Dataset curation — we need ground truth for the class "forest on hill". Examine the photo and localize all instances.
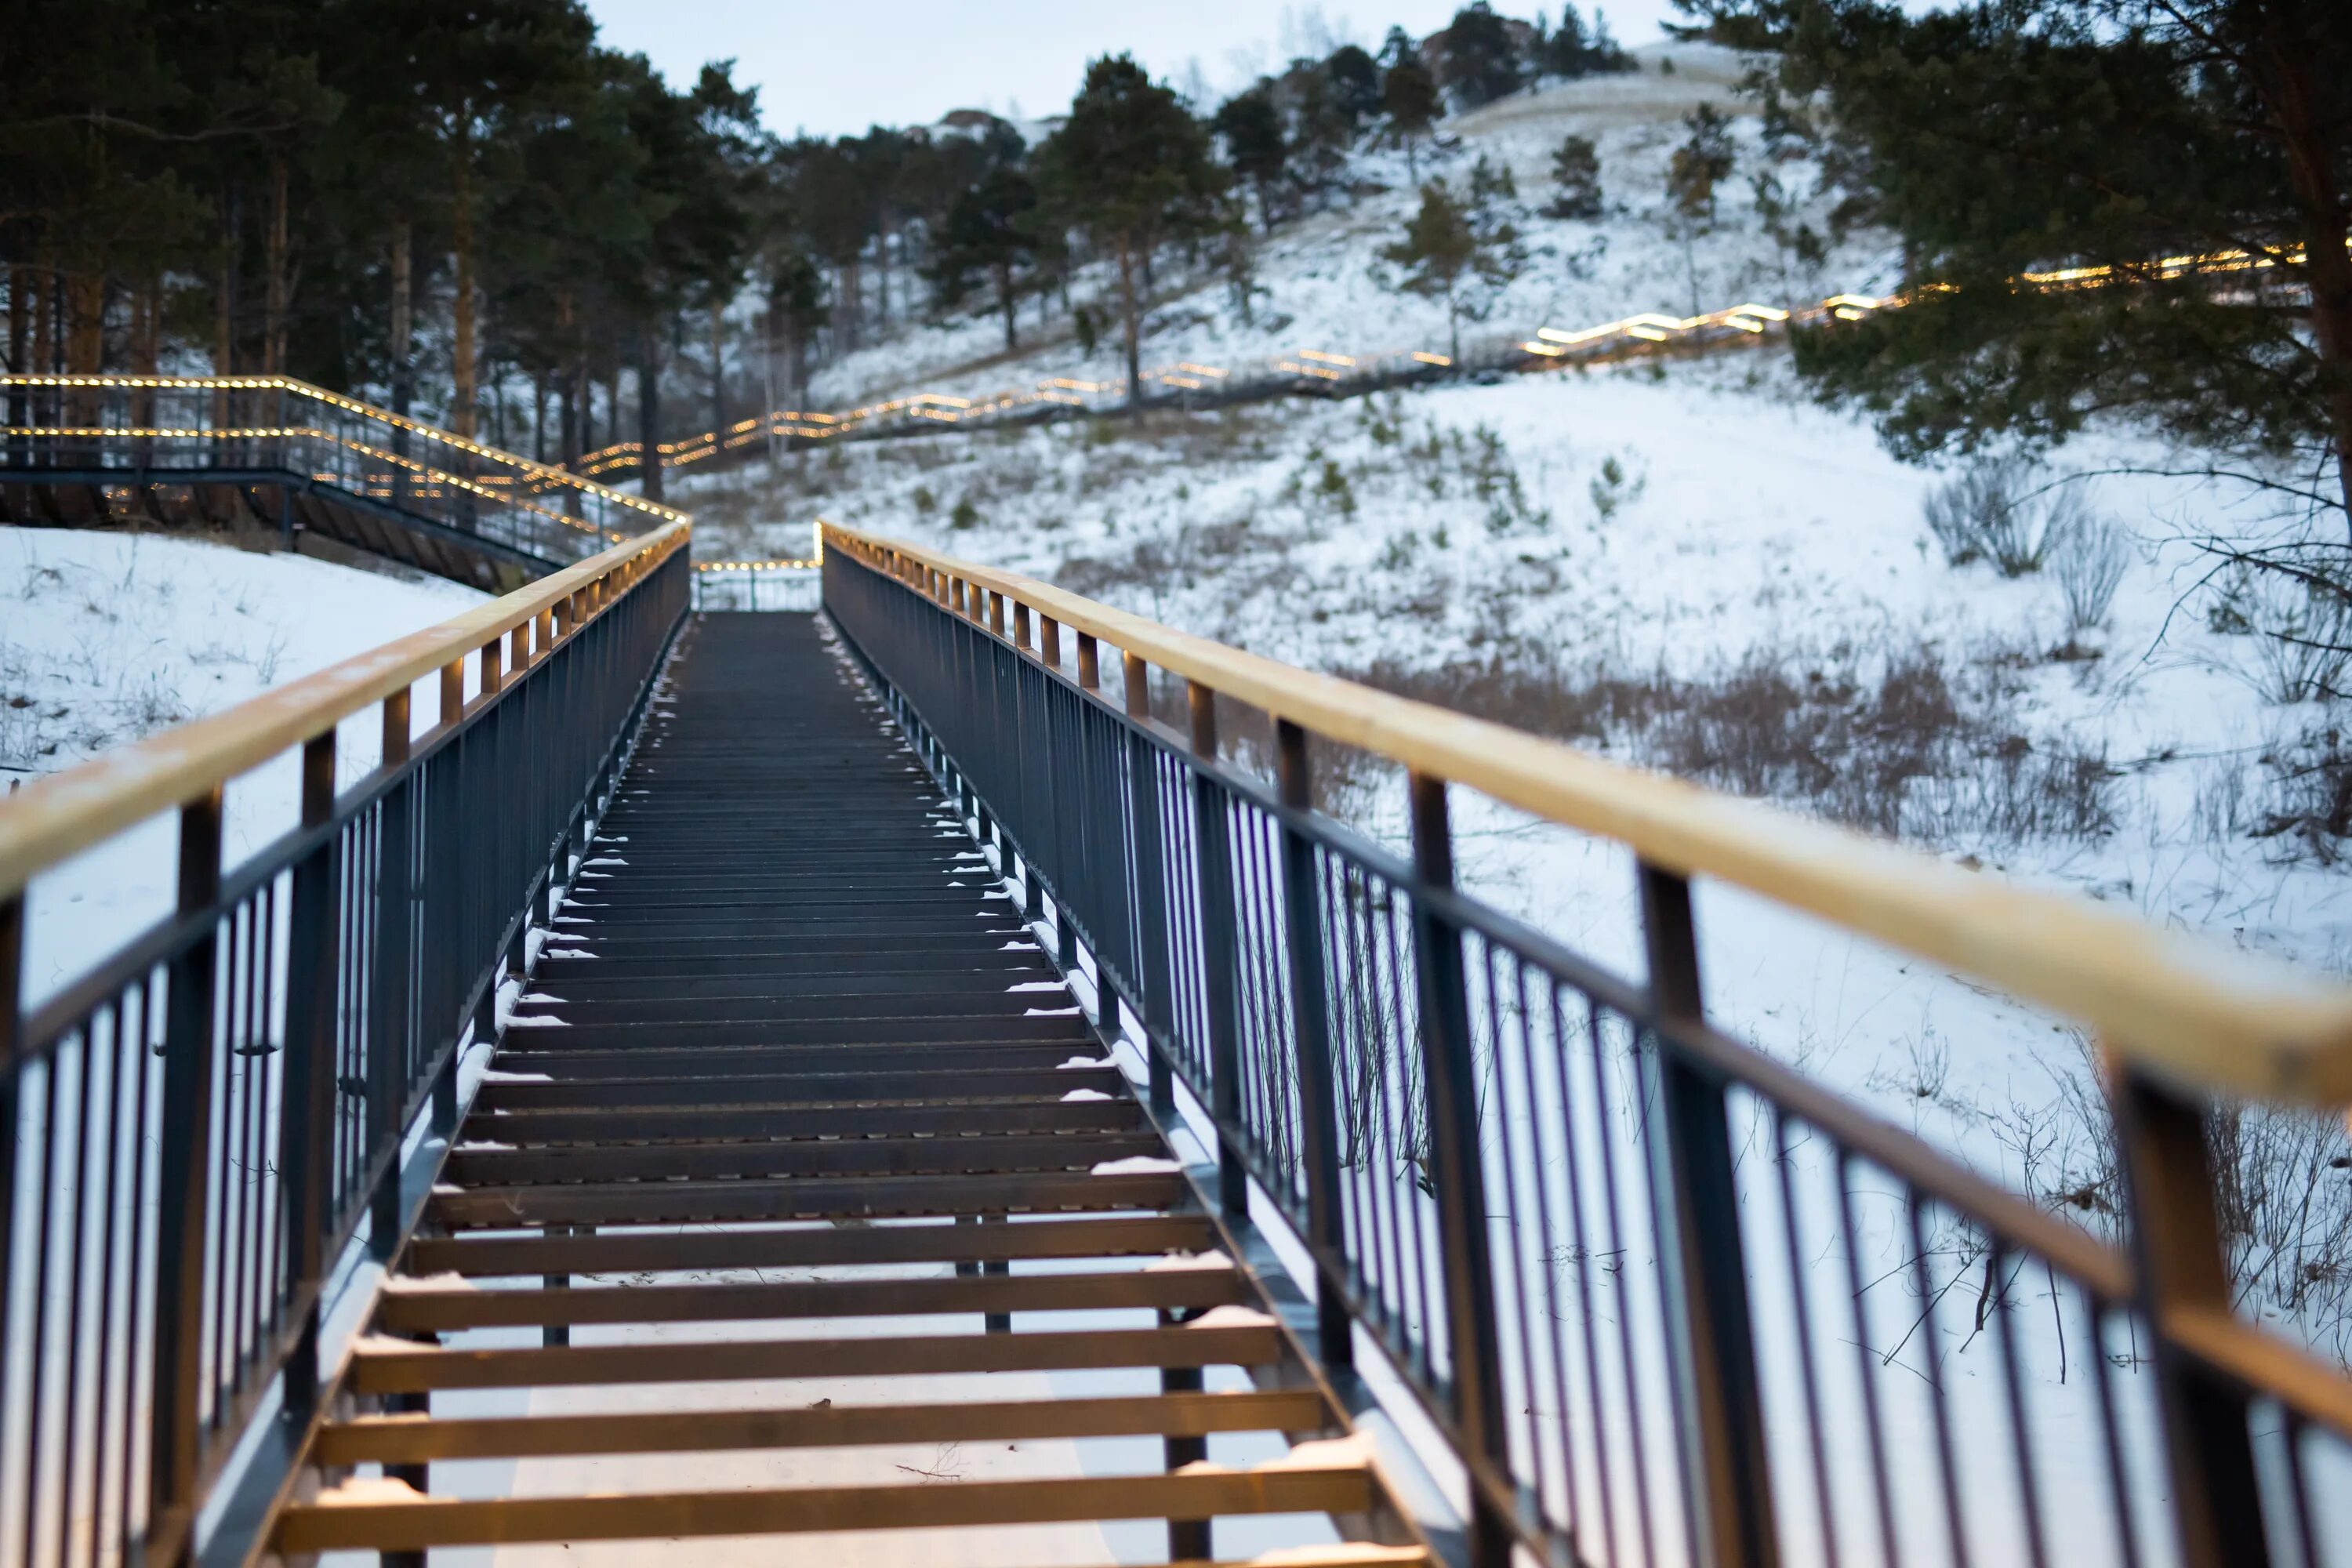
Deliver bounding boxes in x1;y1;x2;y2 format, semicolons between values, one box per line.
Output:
1;2;1642;491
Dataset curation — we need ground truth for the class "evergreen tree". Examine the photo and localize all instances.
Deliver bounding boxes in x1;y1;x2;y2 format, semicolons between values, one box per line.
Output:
1544;134;1603;220
1381;175;1525;359
1212;84;1290;234
1666;103;1735;222
1381;50;1443;178
1326;45;1385;130
1436;3;1524;109
1665;102;1735;314
930;167;1040;350
1682;0;2352;533
1038;55;1229;415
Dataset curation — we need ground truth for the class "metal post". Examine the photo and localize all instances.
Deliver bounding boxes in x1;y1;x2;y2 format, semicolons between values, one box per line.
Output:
1163;1301;1211;1562
278;733;340;1425
1639;860;1779;1568
1189;681;1249;1220
151;788;224;1541
1407;773;1512;1568
0;891;22;1485
370;767;416;1264
2111;1062;2269;1568
1276;721;1352;1369
1123;652;1174;1114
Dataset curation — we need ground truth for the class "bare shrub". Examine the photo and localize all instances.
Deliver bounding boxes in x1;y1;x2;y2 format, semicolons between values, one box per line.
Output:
1921;458;2081;576
1908;737;2116;842
2053;514;2131;633
2191;757;2253;844
1353;637;2111;847
1991;1036;2352;1362
2255;723;2352;861
2246;577;2352;704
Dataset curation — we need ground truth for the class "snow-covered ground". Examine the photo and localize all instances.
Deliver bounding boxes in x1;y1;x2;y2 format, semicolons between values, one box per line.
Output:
2;528;487;1007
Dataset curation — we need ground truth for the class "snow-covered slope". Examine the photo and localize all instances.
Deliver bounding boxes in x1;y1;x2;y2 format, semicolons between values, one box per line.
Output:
4;528;487;1005
798;42;1892;412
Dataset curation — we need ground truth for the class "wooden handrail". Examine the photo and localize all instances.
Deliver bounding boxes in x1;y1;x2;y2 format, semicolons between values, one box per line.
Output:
0;521;691;903
825;522;2352;1109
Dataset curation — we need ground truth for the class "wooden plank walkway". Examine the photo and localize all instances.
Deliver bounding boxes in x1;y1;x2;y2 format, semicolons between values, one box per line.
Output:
274;612;1430;1565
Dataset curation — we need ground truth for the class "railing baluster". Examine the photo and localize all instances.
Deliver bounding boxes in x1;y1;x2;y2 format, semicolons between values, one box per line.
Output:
278;731;340;1425
2111;1058;2270;1568
1637;860;1780;1568
1406;771;1512;1568
368;734;417;1262
1187;679;1249;1219
1276;720;1353;1369
151;787;224;1551
1123;652;1175;1111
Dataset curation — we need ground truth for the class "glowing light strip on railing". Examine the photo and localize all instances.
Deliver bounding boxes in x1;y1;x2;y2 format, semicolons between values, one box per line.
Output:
5;423;619;540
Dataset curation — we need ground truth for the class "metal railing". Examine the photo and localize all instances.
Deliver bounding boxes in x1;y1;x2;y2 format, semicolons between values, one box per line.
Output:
0;520;691;1566
822;523;2352;1568
1;375;687;567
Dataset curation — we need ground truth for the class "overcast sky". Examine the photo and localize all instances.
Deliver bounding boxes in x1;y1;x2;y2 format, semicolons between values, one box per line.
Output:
584;1;1691;139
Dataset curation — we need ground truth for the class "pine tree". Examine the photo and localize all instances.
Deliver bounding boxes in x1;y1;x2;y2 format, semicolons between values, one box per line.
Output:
1326;45;1384;131
1381;175;1526;359
1544;134;1603;220
1212;84;1290;234
1664;102;1735;314
1381;51;1442;179
1682;0;2352;535
930;167;1040;350
1038;56;1229;416
1436;3;1525;109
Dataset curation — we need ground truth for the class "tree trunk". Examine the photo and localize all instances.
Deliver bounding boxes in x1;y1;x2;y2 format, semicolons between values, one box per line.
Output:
996;261;1017;352
1117;241;1142;419
264;154;290;373
390;218;413;416
638;329;665;503
451;120;477;437
5;265;26;376
561;360;579;470
2266;49;2352;532
710;296;725;440
876;223;892;330
213;207;234;377
533;372;547;463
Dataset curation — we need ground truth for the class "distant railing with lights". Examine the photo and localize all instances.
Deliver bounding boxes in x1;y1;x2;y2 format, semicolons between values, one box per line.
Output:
0;521;691;1566
688;525;826;612
582;241;2330;482
822;519;2352;1568
2;374;688;565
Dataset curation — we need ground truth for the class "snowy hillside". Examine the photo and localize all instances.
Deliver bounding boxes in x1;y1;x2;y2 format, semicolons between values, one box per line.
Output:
796;43;1894;412
3;528;486;1005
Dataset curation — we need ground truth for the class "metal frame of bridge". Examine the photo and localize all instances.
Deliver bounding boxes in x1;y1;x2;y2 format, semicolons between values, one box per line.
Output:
0;516;2347;1568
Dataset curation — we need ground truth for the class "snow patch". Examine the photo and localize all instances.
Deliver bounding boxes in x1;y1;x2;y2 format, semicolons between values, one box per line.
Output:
1145;1249;1236;1273
1185;1304;1279;1330
314;1476;430;1506
380;1272;478;1294
1091;1156;1183;1176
